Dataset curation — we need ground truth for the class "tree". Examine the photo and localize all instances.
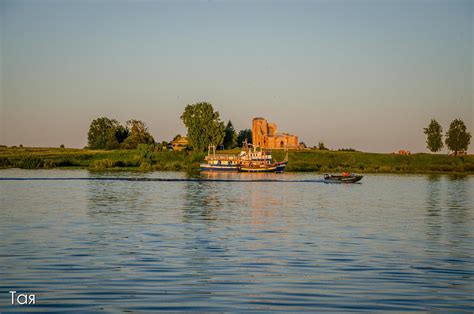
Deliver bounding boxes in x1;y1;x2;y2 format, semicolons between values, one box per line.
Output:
122;119;155;149
318;142;328;150
423;119;444;152
223;120;238;149
445;119;471;155
115;125;130;144
237;129;252;147
87;117;123;149
155;141;170;152
180;102;225;151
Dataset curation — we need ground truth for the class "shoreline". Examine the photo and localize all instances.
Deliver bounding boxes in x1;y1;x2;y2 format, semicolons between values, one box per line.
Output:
1;166;472;176
1;147;473;175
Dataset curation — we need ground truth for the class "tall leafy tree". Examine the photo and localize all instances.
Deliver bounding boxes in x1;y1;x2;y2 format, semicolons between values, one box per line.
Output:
122;119;155;149
180;102;225;151
445;119;471;155
423;119;444;152
223;120;238;149
237;129;252;147
87;117;122;149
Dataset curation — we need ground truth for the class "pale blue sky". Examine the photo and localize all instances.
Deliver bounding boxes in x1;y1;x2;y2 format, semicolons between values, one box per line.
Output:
1;0;472;152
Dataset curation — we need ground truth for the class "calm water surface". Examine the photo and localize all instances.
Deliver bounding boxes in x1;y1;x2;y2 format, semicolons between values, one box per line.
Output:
0;170;473;312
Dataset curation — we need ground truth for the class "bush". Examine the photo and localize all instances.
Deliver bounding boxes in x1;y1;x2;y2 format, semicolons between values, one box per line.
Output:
464;163;474;172
16;157;43;169
56;159;81;167
0;157;12;167
92;158;115;169
134;144;155;166
139;162;153;171
43;160;56;168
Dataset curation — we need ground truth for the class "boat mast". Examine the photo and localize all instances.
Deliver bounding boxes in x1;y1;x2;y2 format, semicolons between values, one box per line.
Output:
208;144;216;158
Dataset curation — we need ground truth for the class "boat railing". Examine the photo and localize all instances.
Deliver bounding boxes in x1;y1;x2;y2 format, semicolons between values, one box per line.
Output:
205;154;240;161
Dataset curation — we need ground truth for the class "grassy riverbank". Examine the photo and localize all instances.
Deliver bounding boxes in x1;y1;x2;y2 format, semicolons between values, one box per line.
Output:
1;146;473;174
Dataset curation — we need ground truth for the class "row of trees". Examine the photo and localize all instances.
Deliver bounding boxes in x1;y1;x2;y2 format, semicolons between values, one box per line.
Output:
87;118;155;149
424;119;471;155
88;105;470;155
88;103;252;151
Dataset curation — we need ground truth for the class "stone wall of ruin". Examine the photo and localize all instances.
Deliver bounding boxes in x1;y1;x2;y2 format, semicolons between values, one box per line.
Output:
252;117;298;149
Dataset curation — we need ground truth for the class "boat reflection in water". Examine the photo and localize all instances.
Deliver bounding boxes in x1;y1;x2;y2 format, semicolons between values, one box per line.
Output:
200;141;287;173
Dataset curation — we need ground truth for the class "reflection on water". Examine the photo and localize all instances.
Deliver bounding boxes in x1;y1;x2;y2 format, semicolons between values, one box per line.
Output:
425;175;443;244
0;169;473;312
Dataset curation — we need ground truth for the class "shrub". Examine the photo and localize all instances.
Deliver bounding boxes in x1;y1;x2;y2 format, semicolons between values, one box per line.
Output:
139;161;153;171
92;158;115;169
134;143;156;166
0;157;12;167
43;160;56;168
56;159;81;167
16;157;43;169
464;163;474;172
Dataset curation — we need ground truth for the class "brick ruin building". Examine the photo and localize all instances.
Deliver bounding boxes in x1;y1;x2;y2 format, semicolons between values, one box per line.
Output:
252;117;298;149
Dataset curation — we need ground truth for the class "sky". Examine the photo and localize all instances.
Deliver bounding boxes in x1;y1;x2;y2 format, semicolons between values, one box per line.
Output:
0;0;472;153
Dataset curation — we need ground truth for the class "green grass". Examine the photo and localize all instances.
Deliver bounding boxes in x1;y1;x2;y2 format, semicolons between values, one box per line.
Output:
279;150;474;174
0;146;473;174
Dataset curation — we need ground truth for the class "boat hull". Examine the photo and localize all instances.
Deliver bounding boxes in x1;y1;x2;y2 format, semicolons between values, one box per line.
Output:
324;175;363;183
200;164;239;172
239;162;287;173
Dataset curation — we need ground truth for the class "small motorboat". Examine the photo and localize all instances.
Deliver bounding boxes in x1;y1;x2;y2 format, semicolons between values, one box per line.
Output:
323;173;363;183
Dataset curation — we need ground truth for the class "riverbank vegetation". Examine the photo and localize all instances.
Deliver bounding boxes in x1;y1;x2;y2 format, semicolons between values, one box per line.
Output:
1;146;473;174
2;103;472;174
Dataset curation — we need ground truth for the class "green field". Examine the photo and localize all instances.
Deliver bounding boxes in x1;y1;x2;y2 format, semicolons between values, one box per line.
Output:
1;146;473;174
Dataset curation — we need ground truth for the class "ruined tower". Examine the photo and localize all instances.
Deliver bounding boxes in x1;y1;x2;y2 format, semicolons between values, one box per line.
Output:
252;117;298;149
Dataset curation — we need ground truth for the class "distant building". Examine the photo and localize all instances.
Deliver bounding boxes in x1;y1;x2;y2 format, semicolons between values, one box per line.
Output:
252;117;298;149
398;150;411;155
171;135;189;151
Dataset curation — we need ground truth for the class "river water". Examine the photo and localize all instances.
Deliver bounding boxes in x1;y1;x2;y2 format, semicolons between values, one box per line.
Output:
0;169;473;312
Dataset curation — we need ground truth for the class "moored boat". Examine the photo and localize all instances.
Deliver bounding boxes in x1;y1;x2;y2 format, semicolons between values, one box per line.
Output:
323;174;363;183
237;142;287;173
200;142;288;173
200;145;240;172
200;163;239;172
